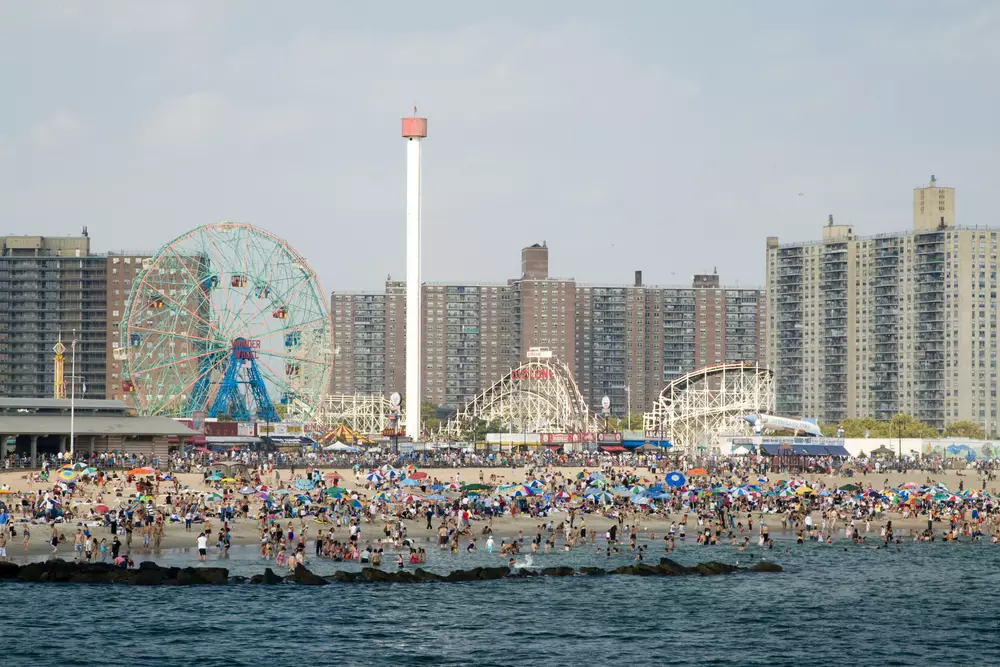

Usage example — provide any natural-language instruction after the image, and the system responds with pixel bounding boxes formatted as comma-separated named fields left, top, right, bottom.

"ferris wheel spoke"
left=166, top=244, right=225, bottom=334
left=153, top=288, right=226, bottom=339
left=232, top=242, right=289, bottom=341
left=250, top=315, right=330, bottom=345
left=148, top=348, right=230, bottom=417
left=131, top=346, right=226, bottom=378
left=242, top=276, right=317, bottom=342
left=128, top=325, right=219, bottom=346
left=204, top=226, right=238, bottom=340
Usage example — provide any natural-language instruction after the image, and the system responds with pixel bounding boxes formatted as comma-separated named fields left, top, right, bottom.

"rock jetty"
left=0, top=557, right=781, bottom=587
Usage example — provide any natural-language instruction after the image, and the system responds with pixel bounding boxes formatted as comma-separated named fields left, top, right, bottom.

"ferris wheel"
left=119, top=222, right=332, bottom=421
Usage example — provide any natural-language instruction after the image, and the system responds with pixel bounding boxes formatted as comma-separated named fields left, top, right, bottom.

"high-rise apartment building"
left=332, top=244, right=765, bottom=415
left=105, top=252, right=153, bottom=402
left=0, top=233, right=108, bottom=399
left=766, top=176, right=996, bottom=433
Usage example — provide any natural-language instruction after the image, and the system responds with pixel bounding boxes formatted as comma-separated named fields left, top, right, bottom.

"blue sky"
left=1, top=0, right=998, bottom=291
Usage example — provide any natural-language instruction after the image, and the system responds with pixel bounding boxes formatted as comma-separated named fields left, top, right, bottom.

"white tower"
left=402, top=115, right=427, bottom=439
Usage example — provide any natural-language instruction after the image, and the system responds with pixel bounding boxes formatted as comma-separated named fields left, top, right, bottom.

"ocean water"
left=3, top=536, right=998, bottom=667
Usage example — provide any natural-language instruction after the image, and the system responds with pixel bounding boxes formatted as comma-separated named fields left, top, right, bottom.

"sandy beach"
left=1, top=463, right=993, bottom=563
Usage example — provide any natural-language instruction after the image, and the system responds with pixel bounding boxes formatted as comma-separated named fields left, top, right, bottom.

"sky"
left=2, top=0, right=999, bottom=292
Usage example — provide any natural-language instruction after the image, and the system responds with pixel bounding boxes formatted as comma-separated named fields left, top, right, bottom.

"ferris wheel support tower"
left=402, top=115, right=427, bottom=439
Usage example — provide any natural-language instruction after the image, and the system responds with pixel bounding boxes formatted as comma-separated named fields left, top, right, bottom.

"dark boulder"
left=693, top=562, right=739, bottom=576
left=540, top=566, right=575, bottom=577
left=578, top=567, right=607, bottom=576
left=138, top=561, right=161, bottom=571
left=361, top=567, right=402, bottom=583
left=412, top=568, right=445, bottom=582
left=657, top=558, right=692, bottom=575
left=0, top=562, right=20, bottom=580
left=477, top=566, right=510, bottom=580
left=289, top=564, right=328, bottom=586
left=129, top=568, right=167, bottom=586
left=176, top=567, right=229, bottom=586
left=229, top=576, right=248, bottom=584
left=748, top=561, right=783, bottom=573
left=445, top=567, right=485, bottom=582
left=329, top=570, right=364, bottom=583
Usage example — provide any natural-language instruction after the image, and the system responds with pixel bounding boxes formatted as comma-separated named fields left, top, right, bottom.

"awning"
left=760, top=443, right=850, bottom=457
left=599, top=445, right=626, bottom=453
left=544, top=444, right=563, bottom=451
left=265, top=435, right=315, bottom=445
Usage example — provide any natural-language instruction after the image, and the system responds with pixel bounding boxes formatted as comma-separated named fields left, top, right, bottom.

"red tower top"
left=402, top=117, right=427, bottom=138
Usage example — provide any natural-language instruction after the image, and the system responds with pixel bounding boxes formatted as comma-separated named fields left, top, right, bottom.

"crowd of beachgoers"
left=2, top=447, right=1000, bottom=567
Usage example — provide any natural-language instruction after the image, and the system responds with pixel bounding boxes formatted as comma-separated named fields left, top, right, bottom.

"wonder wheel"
left=119, top=222, right=331, bottom=420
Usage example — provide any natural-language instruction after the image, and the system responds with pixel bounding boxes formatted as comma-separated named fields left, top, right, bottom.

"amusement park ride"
left=118, top=223, right=332, bottom=423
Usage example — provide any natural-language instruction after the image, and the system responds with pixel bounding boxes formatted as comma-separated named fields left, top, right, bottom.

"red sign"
left=511, top=368, right=554, bottom=381
left=232, top=338, right=260, bottom=360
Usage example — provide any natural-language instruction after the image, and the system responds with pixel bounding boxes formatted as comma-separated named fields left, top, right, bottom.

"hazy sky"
left=2, top=1, right=998, bottom=292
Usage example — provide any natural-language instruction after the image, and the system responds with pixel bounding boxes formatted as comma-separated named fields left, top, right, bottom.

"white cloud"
left=27, top=111, right=88, bottom=150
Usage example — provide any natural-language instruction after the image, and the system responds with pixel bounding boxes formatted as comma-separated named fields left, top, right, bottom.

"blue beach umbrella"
left=665, top=472, right=686, bottom=488
left=293, top=479, right=315, bottom=491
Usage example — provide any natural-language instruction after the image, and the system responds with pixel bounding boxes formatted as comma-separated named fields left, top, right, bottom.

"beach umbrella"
left=594, top=491, right=614, bottom=504
left=665, top=472, right=686, bottom=488
left=400, top=495, right=422, bottom=503
left=255, top=492, right=269, bottom=500
left=94, top=504, right=110, bottom=514
left=429, top=484, right=444, bottom=492
left=128, top=466, right=155, bottom=476
left=795, top=486, right=814, bottom=495
left=84, top=467, right=98, bottom=475
left=630, top=485, right=647, bottom=494
left=238, top=486, right=255, bottom=495
left=323, top=472, right=340, bottom=480
left=205, top=492, right=223, bottom=502
left=293, top=479, right=315, bottom=491
left=818, top=489, right=831, bottom=496
left=462, top=483, right=491, bottom=491
left=366, top=471, right=384, bottom=484
left=57, top=468, right=78, bottom=483
left=425, top=494, right=447, bottom=501
left=508, top=485, right=534, bottom=497
left=349, top=499, right=364, bottom=509
left=731, top=487, right=750, bottom=497
left=401, top=478, right=421, bottom=486
left=583, top=486, right=603, bottom=496
left=409, top=471, right=428, bottom=480
left=688, top=468, right=708, bottom=476
left=555, top=491, right=572, bottom=500
left=220, top=477, right=236, bottom=484
left=632, top=496, right=650, bottom=505
left=274, top=489, right=291, bottom=496
left=839, top=484, right=860, bottom=492
left=206, top=473, right=222, bottom=481
left=324, top=486, right=348, bottom=495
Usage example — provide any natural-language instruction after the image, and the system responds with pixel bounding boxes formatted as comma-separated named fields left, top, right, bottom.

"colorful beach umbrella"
left=128, top=466, right=155, bottom=476
left=293, top=479, right=315, bottom=491
left=57, top=468, right=78, bottom=483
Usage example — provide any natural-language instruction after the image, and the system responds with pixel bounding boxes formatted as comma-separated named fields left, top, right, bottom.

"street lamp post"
left=70, top=331, right=77, bottom=459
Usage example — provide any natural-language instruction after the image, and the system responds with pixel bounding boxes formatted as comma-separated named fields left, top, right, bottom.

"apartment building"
left=766, top=176, right=994, bottom=432
left=105, top=252, right=153, bottom=402
left=332, top=244, right=765, bottom=415
left=0, top=233, right=107, bottom=399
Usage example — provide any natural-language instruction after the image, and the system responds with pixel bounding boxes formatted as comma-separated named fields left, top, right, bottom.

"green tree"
left=420, top=401, right=441, bottom=433
left=623, top=412, right=645, bottom=430
left=942, top=420, right=987, bottom=439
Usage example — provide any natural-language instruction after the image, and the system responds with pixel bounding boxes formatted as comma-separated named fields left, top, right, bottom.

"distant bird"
left=798, top=193, right=804, bottom=196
